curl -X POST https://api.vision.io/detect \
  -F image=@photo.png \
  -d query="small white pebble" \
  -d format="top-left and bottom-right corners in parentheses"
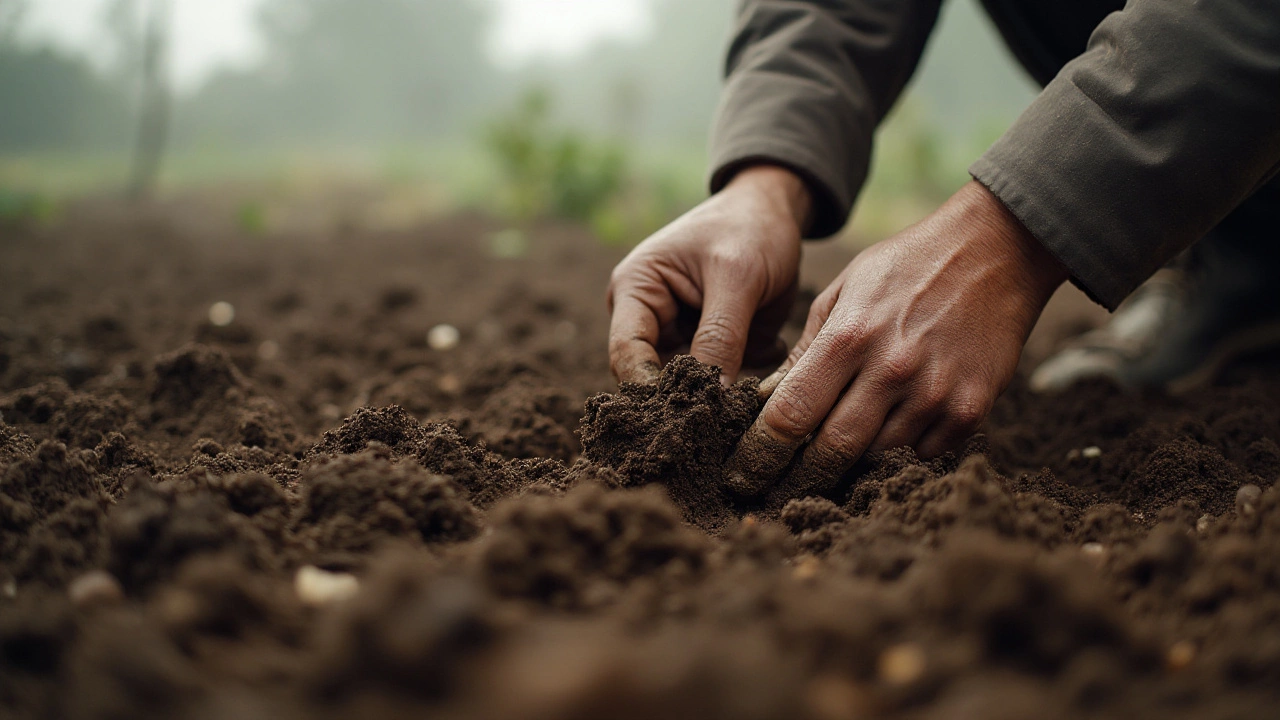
top-left (877, 643), bottom-right (926, 685)
top-left (257, 339), bottom-right (280, 361)
top-left (1065, 448), bottom-right (1081, 462)
top-left (2, 578), bottom-right (15, 599)
top-left (1196, 514), bottom-right (1211, 533)
top-left (68, 570), bottom-right (124, 607)
top-left (1082, 446), bottom-right (1102, 459)
top-left (295, 565), bottom-right (359, 606)
top-left (208, 301), bottom-right (236, 326)
top-left (1236, 484), bottom-right (1262, 516)
top-left (1082, 542), bottom-right (1105, 556)
top-left (427, 324), bottom-right (460, 351)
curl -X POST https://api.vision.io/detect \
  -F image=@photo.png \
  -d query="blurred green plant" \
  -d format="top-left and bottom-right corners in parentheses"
top-left (485, 89), bottom-right (626, 226)
top-left (0, 188), bottom-right (56, 227)
top-left (236, 200), bottom-right (268, 235)
top-left (484, 89), bottom-right (704, 246)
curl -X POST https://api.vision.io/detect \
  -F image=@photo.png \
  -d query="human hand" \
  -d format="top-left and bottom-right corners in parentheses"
top-left (607, 164), bottom-right (812, 385)
top-left (724, 180), bottom-right (1069, 497)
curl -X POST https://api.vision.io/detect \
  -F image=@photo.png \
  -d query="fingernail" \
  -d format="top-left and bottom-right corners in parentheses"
top-left (758, 369), bottom-right (786, 399)
top-left (720, 373), bottom-right (732, 388)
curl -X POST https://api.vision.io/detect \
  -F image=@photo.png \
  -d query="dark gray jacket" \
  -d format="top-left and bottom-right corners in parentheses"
top-left (708, 0), bottom-right (1280, 309)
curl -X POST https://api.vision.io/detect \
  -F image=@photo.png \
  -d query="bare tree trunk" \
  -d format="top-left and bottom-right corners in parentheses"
top-left (127, 0), bottom-right (171, 201)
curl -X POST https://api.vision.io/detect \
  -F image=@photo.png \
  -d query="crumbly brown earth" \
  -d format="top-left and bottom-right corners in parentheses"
top-left (2, 197), bottom-right (1279, 719)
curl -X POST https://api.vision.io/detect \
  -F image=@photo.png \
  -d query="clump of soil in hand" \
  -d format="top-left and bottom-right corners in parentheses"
top-left (579, 355), bottom-right (761, 532)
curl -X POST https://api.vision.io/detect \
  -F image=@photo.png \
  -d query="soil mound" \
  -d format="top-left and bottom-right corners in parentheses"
top-left (296, 450), bottom-right (481, 561)
top-left (3, 202), bottom-right (1280, 719)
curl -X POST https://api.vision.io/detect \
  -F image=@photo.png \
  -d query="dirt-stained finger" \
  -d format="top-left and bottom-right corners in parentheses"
top-left (689, 276), bottom-right (756, 384)
top-left (780, 378), bottom-right (896, 498)
top-left (758, 282), bottom-right (837, 400)
top-left (609, 291), bottom-right (665, 384)
top-left (722, 420), bottom-right (804, 496)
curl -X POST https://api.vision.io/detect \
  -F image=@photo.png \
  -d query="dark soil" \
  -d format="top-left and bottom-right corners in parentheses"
top-left (2, 197), bottom-right (1279, 719)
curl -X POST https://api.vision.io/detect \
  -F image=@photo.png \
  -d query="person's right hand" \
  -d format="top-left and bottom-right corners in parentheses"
top-left (607, 164), bottom-right (812, 385)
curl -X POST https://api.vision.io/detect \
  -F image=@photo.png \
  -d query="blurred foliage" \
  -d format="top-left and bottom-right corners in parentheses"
top-left (486, 90), bottom-right (624, 224)
top-left (485, 89), bottom-right (696, 245)
top-left (0, 38), bottom-right (130, 153)
top-left (236, 200), bottom-right (268, 235)
top-left (0, 0), bottom-right (1037, 245)
top-left (0, 187), bottom-right (56, 227)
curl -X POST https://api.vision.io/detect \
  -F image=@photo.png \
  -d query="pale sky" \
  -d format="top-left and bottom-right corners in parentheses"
top-left (19, 0), bottom-right (652, 91)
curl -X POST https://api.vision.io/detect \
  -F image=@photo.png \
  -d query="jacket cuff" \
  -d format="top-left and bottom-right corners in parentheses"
top-left (708, 73), bottom-right (870, 240)
top-left (969, 154), bottom-right (1121, 310)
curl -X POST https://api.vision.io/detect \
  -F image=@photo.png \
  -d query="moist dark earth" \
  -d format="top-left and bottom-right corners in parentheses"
top-left (2, 196), bottom-right (1279, 719)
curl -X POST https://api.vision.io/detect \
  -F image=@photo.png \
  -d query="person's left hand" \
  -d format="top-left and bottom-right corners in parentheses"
top-left (723, 180), bottom-right (1069, 497)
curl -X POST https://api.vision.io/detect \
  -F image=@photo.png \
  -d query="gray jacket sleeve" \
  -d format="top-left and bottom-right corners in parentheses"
top-left (708, 0), bottom-right (943, 239)
top-left (971, 0), bottom-right (1280, 309)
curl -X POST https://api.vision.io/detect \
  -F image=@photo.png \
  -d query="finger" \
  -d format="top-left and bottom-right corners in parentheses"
top-left (689, 274), bottom-right (757, 384)
top-left (779, 374), bottom-right (899, 498)
top-left (864, 403), bottom-right (939, 455)
top-left (758, 283), bottom-right (839, 399)
top-left (742, 281), bottom-right (796, 369)
top-left (725, 318), bottom-right (865, 495)
top-left (608, 287), bottom-right (668, 385)
top-left (865, 383), bottom-right (948, 455)
top-left (915, 394), bottom-right (990, 459)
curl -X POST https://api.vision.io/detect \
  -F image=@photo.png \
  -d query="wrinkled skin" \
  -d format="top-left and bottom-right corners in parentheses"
top-left (607, 165), bottom-right (810, 385)
top-left (608, 165), bottom-right (1068, 496)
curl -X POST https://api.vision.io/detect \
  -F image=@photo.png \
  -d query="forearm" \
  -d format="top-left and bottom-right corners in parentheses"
top-left (971, 0), bottom-right (1280, 309)
top-left (709, 0), bottom-right (943, 238)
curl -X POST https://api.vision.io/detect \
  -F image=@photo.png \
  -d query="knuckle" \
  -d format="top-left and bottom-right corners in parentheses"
top-left (876, 349), bottom-right (920, 386)
top-left (764, 385), bottom-right (819, 441)
top-left (947, 391), bottom-right (991, 430)
top-left (707, 245), bottom-right (752, 273)
top-left (809, 321), bottom-right (868, 370)
top-left (692, 314), bottom-right (742, 359)
top-left (813, 422), bottom-right (868, 462)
